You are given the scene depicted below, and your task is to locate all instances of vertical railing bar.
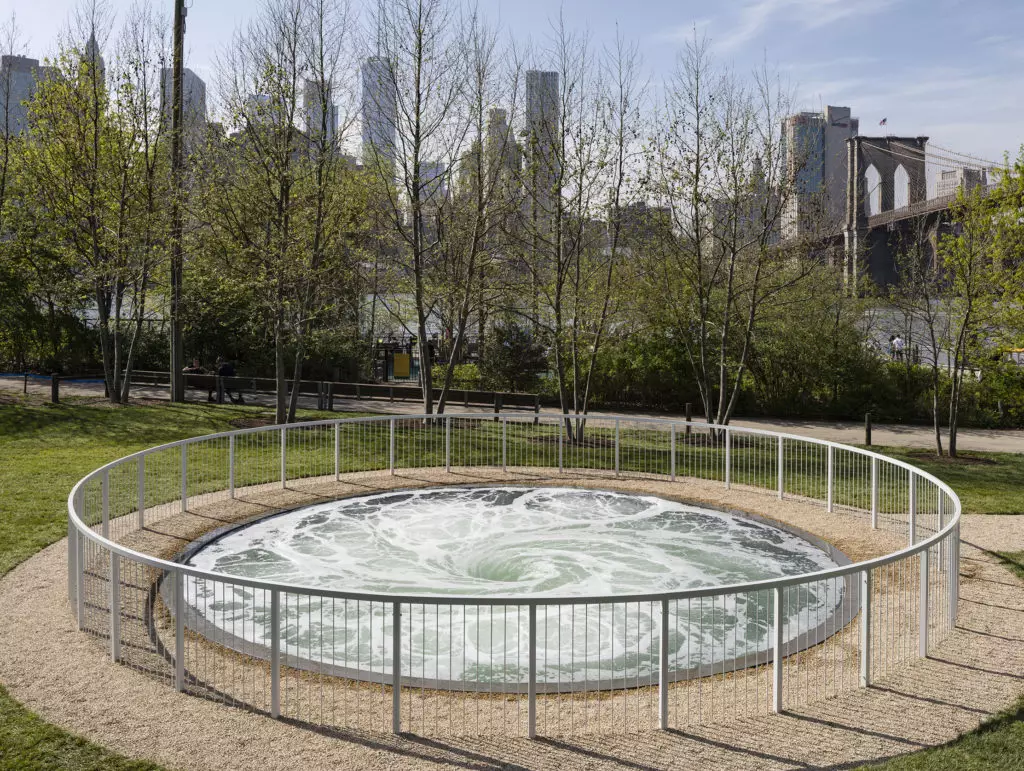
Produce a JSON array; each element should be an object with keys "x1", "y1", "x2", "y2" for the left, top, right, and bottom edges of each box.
[
  {"x1": 659, "y1": 598, "x2": 669, "y2": 729},
  {"x1": 392, "y1": 601, "x2": 401, "y2": 733},
  {"x1": 180, "y1": 444, "x2": 188, "y2": 513},
  {"x1": 334, "y1": 422, "x2": 341, "y2": 481},
  {"x1": 777, "y1": 436, "x2": 784, "y2": 499},
  {"x1": 174, "y1": 568, "x2": 185, "y2": 691},
  {"x1": 528, "y1": 602, "x2": 537, "y2": 738},
  {"x1": 228, "y1": 435, "x2": 236, "y2": 498},
  {"x1": 137, "y1": 454, "x2": 146, "y2": 529},
  {"x1": 109, "y1": 552, "x2": 120, "y2": 662},
  {"x1": 826, "y1": 445, "x2": 834, "y2": 513},
  {"x1": 280, "y1": 427, "x2": 287, "y2": 489},
  {"x1": 724, "y1": 429, "x2": 731, "y2": 489},
  {"x1": 772, "y1": 585, "x2": 783, "y2": 712},
  {"x1": 860, "y1": 569, "x2": 871, "y2": 687},
  {"x1": 101, "y1": 469, "x2": 110, "y2": 539},
  {"x1": 502, "y1": 416, "x2": 507, "y2": 473},
  {"x1": 909, "y1": 472, "x2": 917, "y2": 546},
  {"x1": 389, "y1": 419, "x2": 395, "y2": 476},
  {"x1": 870, "y1": 458, "x2": 879, "y2": 529},
  {"x1": 614, "y1": 419, "x2": 620, "y2": 476},
  {"x1": 445, "y1": 417, "x2": 451, "y2": 473},
  {"x1": 76, "y1": 528, "x2": 85, "y2": 632},
  {"x1": 670, "y1": 424, "x2": 676, "y2": 482},
  {"x1": 271, "y1": 588, "x2": 281, "y2": 718}
]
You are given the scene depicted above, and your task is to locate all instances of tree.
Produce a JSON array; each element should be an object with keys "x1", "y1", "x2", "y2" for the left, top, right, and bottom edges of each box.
[
  {"x1": 478, "y1": 320, "x2": 546, "y2": 392},
  {"x1": 642, "y1": 36, "x2": 814, "y2": 427}
]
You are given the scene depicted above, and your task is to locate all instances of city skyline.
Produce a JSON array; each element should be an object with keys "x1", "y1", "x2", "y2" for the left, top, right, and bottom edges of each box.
[{"x1": 3, "y1": 1, "x2": 1022, "y2": 165}]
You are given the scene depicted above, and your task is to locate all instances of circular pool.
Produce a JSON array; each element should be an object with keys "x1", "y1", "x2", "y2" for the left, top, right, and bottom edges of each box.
[{"x1": 182, "y1": 487, "x2": 847, "y2": 688}]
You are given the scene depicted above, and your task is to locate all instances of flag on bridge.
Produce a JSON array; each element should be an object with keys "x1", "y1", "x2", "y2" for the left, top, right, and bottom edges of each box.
[{"x1": 879, "y1": 117, "x2": 888, "y2": 126}]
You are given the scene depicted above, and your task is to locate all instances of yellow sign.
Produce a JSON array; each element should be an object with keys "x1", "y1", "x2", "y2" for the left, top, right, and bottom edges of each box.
[{"x1": 393, "y1": 353, "x2": 411, "y2": 378}]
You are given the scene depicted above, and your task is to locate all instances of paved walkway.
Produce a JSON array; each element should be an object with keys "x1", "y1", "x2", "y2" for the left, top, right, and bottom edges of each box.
[{"x1": 4, "y1": 375, "x2": 1023, "y2": 453}]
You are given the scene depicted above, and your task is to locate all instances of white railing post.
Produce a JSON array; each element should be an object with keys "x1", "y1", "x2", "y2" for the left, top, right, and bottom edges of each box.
[
  {"x1": 724, "y1": 429, "x2": 731, "y2": 489},
  {"x1": 175, "y1": 568, "x2": 185, "y2": 691},
  {"x1": 270, "y1": 589, "x2": 281, "y2": 718},
  {"x1": 101, "y1": 469, "x2": 110, "y2": 538},
  {"x1": 109, "y1": 552, "x2": 120, "y2": 662},
  {"x1": 67, "y1": 520, "x2": 77, "y2": 614},
  {"x1": 659, "y1": 598, "x2": 670, "y2": 729},
  {"x1": 860, "y1": 569, "x2": 871, "y2": 687},
  {"x1": 614, "y1": 419, "x2": 620, "y2": 476},
  {"x1": 777, "y1": 436, "x2": 784, "y2": 500},
  {"x1": 502, "y1": 416, "x2": 507, "y2": 473},
  {"x1": 389, "y1": 419, "x2": 395, "y2": 476},
  {"x1": 936, "y1": 494, "x2": 945, "y2": 570},
  {"x1": 919, "y1": 548, "x2": 929, "y2": 657},
  {"x1": 558, "y1": 420, "x2": 563, "y2": 473},
  {"x1": 445, "y1": 417, "x2": 451, "y2": 473},
  {"x1": 528, "y1": 603, "x2": 537, "y2": 738},
  {"x1": 280, "y1": 427, "x2": 287, "y2": 489},
  {"x1": 392, "y1": 602, "x2": 401, "y2": 733},
  {"x1": 228, "y1": 435, "x2": 236, "y2": 499},
  {"x1": 76, "y1": 532, "x2": 85, "y2": 631},
  {"x1": 334, "y1": 422, "x2": 340, "y2": 481},
  {"x1": 949, "y1": 523, "x2": 959, "y2": 622},
  {"x1": 137, "y1": 454, "x2": 146, "y2": 529},
  {"x1": 826, "y1": 445, "x2": 834, "y2": 513},
  {"x1": 773, "y1": 585, "x2": 784, "y2": 712},
  {"x1": 908, "y1": 472, "x2": 917, "y2": 546},
  {"x1": 870, "y1": 457, "x2": 879, "y2": 529},
  {"x1": 670, "y1": 424, "x2": 676, "y2": 481},
  {"x1": 180, "y1": 444, "x2": 188, "y2": 514}
]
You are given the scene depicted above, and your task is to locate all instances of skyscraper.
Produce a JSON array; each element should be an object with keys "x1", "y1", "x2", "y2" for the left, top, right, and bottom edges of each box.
[
  {"x1": 781, "y1": 105, "x2": 858, "y2": 238},
  {"x1": 524, "y1": 71, "x2": 559, "y2": 200},
  {"x1": 1, "y1": 55, "x2": 53, "y2": 135},
  {"x1": 161, "y1": 67, "x2": 207, "y2": 137},
  {"x1": 303, "y1": 79, "x2": 338, "y2": 144},
  {"x1": 361, "y1": 56, "x2": 397, "y2": 166},
  {"x1": 83, "y1": 32, "x2": 105, "y2": 83}
]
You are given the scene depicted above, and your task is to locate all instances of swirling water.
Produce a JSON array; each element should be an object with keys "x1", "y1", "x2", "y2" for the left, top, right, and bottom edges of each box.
[{"x1": 185, "y1": 487, "x2": 844, "y2": 687}]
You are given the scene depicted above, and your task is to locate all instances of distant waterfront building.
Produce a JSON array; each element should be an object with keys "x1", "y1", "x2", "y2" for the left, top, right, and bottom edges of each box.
[
  {"x1": 524, "y1": 71, "x2": 559, "y2": 207},
  {"x1": 936, "y1": 167, "x2": 988, "y2": 198},
  {"x1": 303, "y1": 79, "x2": 338, "y2": 144},
  {"x1": 160, "y1": 67, "x2": 207, "y2": 142},
  {"x1": 0, "y1": 55, "x2": 53, "y2": 135},
  {"x1": 484, "y1": 108, "x2": 520, "y2": 182},
  {"x1": 782, "y1": 105, "x2": 859, "y2": 238},
  {"x1": 361, "y1": 56, "x2": 397, "y2": 167}
]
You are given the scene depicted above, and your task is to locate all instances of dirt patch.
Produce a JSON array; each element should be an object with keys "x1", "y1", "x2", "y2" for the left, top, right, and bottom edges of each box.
[{"x1": 905, "y1": 451, "x2": 998, "y2": 466}]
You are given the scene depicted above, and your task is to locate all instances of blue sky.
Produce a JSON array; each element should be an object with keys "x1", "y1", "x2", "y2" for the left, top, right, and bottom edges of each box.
[{"x1": 9, "y1": 0, "x2": 1023, "y2": 164}]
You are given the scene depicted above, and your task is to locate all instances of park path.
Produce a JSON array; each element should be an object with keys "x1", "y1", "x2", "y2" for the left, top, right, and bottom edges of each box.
[{"x1": 3, "y1": 375, "x2": 1023, "y2": 453}]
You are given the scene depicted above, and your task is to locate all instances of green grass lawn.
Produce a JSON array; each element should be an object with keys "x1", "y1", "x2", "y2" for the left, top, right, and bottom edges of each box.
[{"x1": 0, "y1": 395, "x2": 1021, "y2": 769}]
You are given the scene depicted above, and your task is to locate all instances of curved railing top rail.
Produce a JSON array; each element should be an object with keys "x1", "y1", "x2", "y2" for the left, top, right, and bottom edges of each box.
[{"x1": 67, "y1": 413, "x2": 961, "y2": 606}]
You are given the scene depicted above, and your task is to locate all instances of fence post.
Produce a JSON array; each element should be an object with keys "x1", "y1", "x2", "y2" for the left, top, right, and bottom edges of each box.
[
  {"x1": 392, "y1": 602, "x2": 401, "y2": 733},
  {"x1": 937, "y1": 494, "x2": 945, "y2": 570},
  {"x1": 180, "y1": 444, "x2": 188, "y2": 513},
  {"x1": 109, "y1": 552, "x2": 120, "y2": 662},
  {"x1": 175, "y1": 568, "x2": 185, "y2": 691},
  {"x1": 870, "y1": 457, "x2": 879, "y2": 529},
  {"x1": 280, "y1": 427, "x2": 287, "y2": 489},
  {"x1": 228, "y1": 435, "x2": 236, "y2": 499},
  {"x1": 528, "y1": 603, "x2": 537, "y2": 739},
  {"x1": 101, "y1": 469, "x2": 110, "y2": 539},
  {"x1": 137, "y1": 455, "x2": 146, "y2": 529},
  {"x1": 670, "y1": 424, "x2": 677, "y2": 481},
  {"x1": 558, "y1": 420, "x2": 564, "y2": 473},
  {"x1": 777, "y1": 436, "x2": 784, "y2": 500},
  {"x1": 908, "y1": 472, "x2": 917, "y2": 546},
  {"x1": 865, "y1": 412, "x2": 872, "y2": 446},
  {"x1": 615, "y1": 419, "x2": 620, "y2": 476},
  {"x1": 919, "y1": 548, "x2": 929, "y2": 657},
  {"x1": 389, "y1": 419, "x2": 395, "y2": 475},
  {"x1": 76, "y1": 532, "x2": 85, "y2": 632},
  {"x1": 51, "y1": 373, "x2": 60, "y2": 403},
  {"x1": 445, "y1": 416, "x2": 451, "y2": 473},
  {"x1": 860, "y1": 569, "x2": 871, "y2": 687},
  {"x1": 659, "y1": 598, "x2": 670, "y2": 730},
  {"x1": 271, "y1": 589, "x2": 281, "y2": 718},
  {"x1": 334, "y1": 423, "x2": 340, "y2": 481},
  {"x1": 773, "y1": 585, "x2": 784, "y2": 712},
  {"x1": 948, "y1": 523, "x2": 958, "y2": 623},
  {"x1": 826, "y1": 445, "x2": 834, "y2": 513},
  {"x1": 684, "y1": 402, "x2": 692, "y2": 437},
  {"x1": 533, "y1": 395, "x2": 540, "y2": 426},
  {"x1": 724, "y1": 430, "x2": 731, "y2": 489},
  {"x1": 328, "y1": 382, "x2": 335, "y2": 412},
  {"x1": 502, "y1": 416, "x2": 507, "y2": 473},
  {"x1": 494, "y1": 393, "x2": 502, "y2": 422}
]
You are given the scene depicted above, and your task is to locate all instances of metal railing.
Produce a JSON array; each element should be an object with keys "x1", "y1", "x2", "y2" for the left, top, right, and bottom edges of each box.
[{"x1": 67, "y1": 414, "x2": 960, "y2": 737}]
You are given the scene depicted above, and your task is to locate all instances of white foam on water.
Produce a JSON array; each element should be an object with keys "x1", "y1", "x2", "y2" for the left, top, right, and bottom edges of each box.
[{"x1": 185, "y1": 487, "x2": 844, "y2": 685}]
